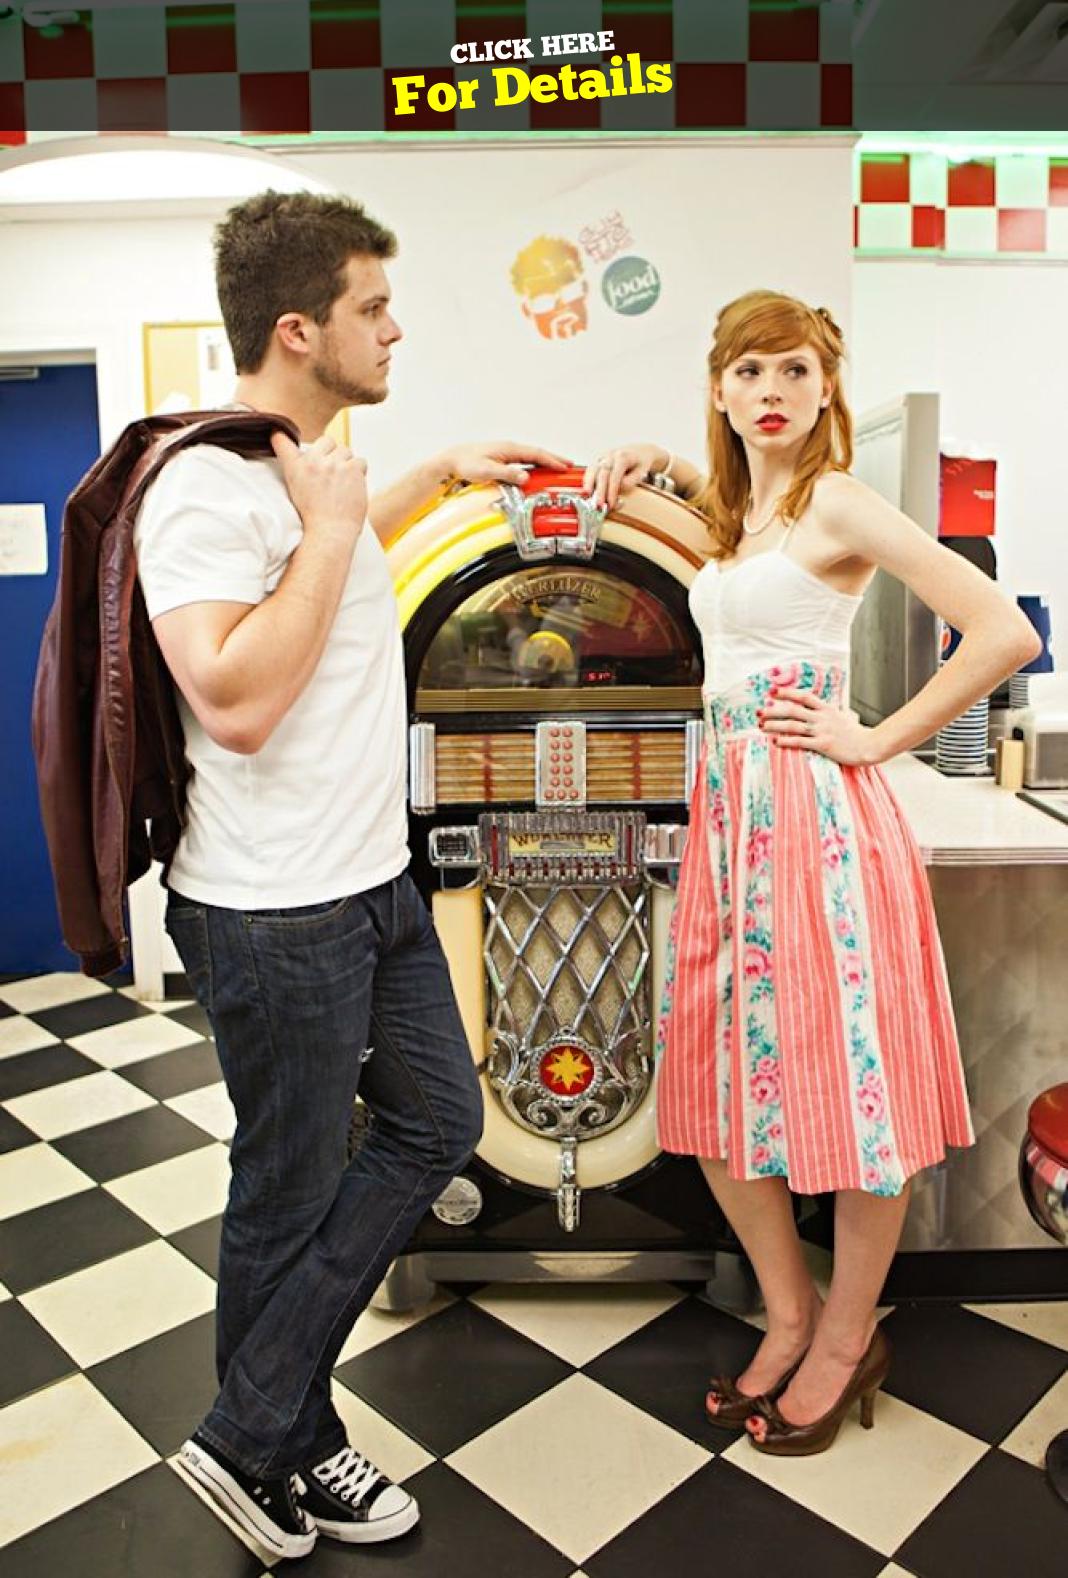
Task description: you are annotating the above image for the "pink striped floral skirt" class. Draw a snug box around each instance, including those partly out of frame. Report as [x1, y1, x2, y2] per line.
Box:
[655, 660, 975, 1196]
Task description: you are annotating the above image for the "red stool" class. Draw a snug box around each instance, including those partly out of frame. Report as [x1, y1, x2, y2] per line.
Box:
[1019, 1083, 1068, 1505]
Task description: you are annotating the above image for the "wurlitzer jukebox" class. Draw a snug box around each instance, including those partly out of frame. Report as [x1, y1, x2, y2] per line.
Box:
[375, 469, 751, 1306]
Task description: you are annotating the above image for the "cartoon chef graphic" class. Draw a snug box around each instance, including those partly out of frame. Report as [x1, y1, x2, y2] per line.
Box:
[511, 235, 589, 341]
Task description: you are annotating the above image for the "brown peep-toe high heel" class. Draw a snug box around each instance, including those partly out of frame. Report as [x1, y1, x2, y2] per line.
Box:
[705, 1353, 806, 1429]
[744, 1325, 892, 1456]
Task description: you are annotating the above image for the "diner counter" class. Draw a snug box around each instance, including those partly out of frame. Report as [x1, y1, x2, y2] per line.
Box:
[881, 753, 1068, 866]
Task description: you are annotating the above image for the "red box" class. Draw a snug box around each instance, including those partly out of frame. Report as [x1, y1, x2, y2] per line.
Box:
[939, 454, 996, 537]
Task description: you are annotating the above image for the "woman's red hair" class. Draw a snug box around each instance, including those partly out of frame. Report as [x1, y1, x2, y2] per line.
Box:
[694, 290, 852, 560]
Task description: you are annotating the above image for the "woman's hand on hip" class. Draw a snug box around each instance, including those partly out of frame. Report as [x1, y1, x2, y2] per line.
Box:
[758, 686, 882, 767]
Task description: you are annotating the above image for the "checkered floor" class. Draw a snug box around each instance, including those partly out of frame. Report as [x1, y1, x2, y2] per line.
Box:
[0, 971, 1065, 1576]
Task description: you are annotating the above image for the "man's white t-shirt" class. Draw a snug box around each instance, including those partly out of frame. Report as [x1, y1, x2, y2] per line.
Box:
[134, 444, 409, 909]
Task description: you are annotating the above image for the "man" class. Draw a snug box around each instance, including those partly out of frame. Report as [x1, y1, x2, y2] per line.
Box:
[135, 190, 568, 1560]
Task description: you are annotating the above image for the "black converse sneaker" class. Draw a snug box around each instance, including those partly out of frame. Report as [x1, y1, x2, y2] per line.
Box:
[178, 1433, 317, 1560]
[298, 1445, 420, 1542]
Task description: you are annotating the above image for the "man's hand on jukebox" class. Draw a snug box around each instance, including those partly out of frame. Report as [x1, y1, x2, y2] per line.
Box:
[367, 440, 572, 542]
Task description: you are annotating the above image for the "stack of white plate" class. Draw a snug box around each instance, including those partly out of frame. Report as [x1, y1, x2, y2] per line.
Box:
[935, 695, 991, 775]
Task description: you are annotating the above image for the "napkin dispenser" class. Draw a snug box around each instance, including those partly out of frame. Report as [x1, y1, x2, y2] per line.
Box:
[1019, 708, 1068, 789]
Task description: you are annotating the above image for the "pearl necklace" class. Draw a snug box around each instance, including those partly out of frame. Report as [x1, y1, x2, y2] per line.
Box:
[741, 499, 781, 536]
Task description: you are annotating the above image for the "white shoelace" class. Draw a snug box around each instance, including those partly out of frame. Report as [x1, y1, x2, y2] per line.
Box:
[314, 1446, 382, 1505]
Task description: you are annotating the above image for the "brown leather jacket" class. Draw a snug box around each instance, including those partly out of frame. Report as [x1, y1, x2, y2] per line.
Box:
[32, 409, 299, 976]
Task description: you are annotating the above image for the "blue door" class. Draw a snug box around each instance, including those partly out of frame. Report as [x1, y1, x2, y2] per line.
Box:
[0, 363, 101, 974]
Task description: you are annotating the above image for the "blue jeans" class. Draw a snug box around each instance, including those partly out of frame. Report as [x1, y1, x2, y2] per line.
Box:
[165, 871, 483, 1478]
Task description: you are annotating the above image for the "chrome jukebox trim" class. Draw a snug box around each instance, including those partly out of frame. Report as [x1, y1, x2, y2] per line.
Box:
[497, 480, 606, 562]
[409, 722, 437, 814]
[428, 825, 482, 869]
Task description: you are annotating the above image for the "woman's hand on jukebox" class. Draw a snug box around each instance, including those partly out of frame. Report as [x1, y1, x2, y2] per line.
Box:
[435, 441, 572, 489]
[758, 687, 881, 767]
[584, 444, 667, 510]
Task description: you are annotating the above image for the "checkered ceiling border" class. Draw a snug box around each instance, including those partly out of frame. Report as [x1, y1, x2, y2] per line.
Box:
[0, 1, 853, 142]
[855, 152, 1068, 260]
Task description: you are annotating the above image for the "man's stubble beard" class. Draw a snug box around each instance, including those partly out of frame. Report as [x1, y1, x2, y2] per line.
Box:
[311, 341, 388, 408]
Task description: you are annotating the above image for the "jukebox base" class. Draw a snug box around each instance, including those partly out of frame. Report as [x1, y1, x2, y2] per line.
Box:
[372, 1246, 759, 1316]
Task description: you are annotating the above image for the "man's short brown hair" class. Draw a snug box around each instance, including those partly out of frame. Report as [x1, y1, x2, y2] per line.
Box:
[214, 190, 397, 373]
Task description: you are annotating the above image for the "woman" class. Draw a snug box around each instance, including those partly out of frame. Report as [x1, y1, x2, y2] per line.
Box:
[585, 290, 1041, 1456]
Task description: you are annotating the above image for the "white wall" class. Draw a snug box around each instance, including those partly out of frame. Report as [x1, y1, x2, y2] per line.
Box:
[852, 257, 1068, 702]
[0, 137, 856, 476]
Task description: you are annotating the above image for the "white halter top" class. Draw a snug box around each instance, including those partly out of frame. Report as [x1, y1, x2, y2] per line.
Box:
[689, 518, 865, 697]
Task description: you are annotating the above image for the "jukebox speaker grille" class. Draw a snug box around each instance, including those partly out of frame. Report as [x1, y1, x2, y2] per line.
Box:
[434, 729, 687, 805]
[483, 879, 652, 1141]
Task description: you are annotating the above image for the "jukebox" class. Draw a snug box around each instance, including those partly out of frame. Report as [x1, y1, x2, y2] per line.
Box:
[373, 469, 751, 1307]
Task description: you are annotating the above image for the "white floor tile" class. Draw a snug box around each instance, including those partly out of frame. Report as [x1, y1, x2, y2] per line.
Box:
[966, 1299, 1068, 1352]
[722, 1392, 986, 1556]
[447, 1374, 710, 1565]
[470, 1283, 684, 1367]
[0, 1015, 60, 1060]
[335, 1288, 456, 1365]
[4, 1069, 155, 1140]
[1000, 1370, 1068, 1471]
[105, 1143, 230, 1234]
[876, 1566, 917, 1578]
[330, 1379, 435, 1483]
[165, 1082, 235, 1141]
[0, 1374, 158, 1545]
[0, 1143, 94, 1222]
[21, 1240, 216, 1368]
[0, 1280, 10, 1302]
[0, 973, 111, 1015]
[67, 1014, 205, 1069]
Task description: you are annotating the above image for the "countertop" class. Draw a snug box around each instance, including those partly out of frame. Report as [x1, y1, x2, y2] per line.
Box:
[882, 754, 1068, 866]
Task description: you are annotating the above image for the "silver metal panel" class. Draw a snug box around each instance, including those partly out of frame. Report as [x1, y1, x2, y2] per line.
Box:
[409, 721, 436, 814]
[850, 393, 941, 739]
[901, 863, 1068, 1251]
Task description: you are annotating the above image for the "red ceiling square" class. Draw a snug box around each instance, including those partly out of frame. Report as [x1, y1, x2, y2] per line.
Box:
[385, 67, 456, 132]
[997, 208, 1047, 252]
[860, 155, 910, 204]
[22, 14, 93, 79]
[0, 84, 26, 140]
[239, 72, 311, 135]
[912, 205, 946, 249]
[166, 5, 238, 75]
[97, 78, 168, 133]
[820, 63, 852, 126]
[674, 63, 746, 128]
[1049, 160, 1068, 206]
[601, 9, 673, 60]
[947, 160, 996, 207]
[528, 77, 603, 132]
[749, 6, 820, 63]
[310, 15, 381, 70]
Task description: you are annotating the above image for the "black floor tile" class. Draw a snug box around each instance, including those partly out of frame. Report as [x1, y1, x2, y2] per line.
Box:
[163, 1001, 213, 1039]
[168, 1214, 223, 1279]
[30, 991, 149, 1041]
[585, 1294, 762, 1446]
[0, 1300, 77, 1407]
[335, 1299, 573, 1458]
[0, 1462, 262, 1578]
[88, 1312, 218, 1456]
[120, 1041, 221, 1100]
[0, 1044, 98, 1102]
[0, 1106, 37, 1154]
[52, 1104, 214, 1183]
[586, 1456, 885, 1578]
[897, 1448, 1068, 1578]
[0, 1187, 156, 1295]
[0, 997, 14, 1016]
[295, 1460, 573, 1576]
[880, 1301, 1068, 1443]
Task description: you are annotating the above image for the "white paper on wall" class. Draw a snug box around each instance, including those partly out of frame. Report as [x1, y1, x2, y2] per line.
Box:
[0, 504, 48, 576]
